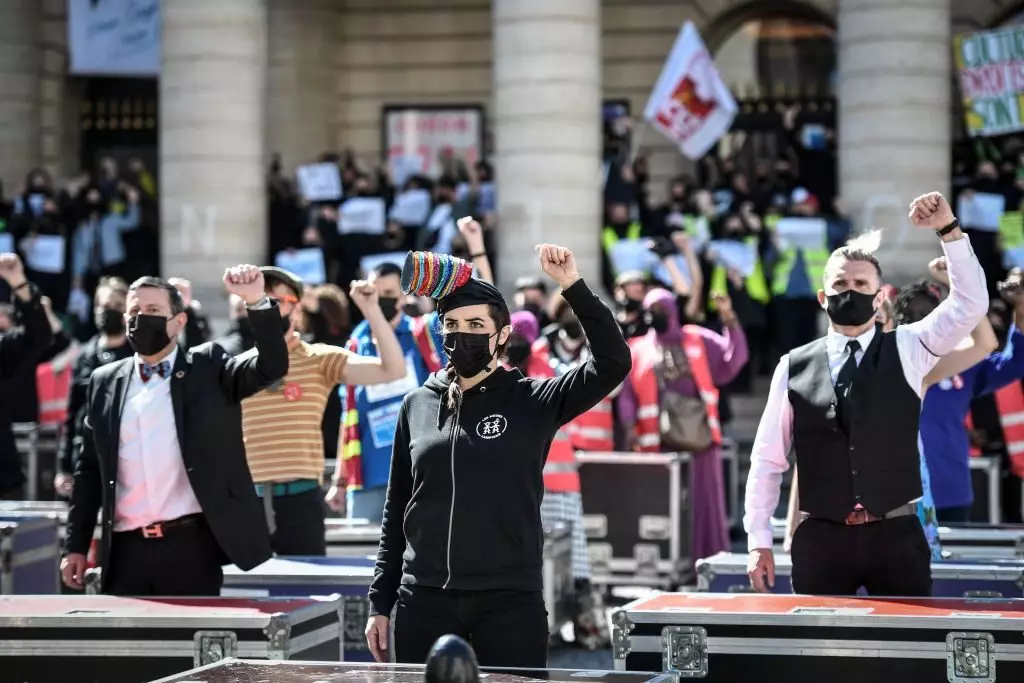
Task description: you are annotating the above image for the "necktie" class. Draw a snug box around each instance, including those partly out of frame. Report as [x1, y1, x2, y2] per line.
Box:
[139, 360, 170, 383]
[834, 339, 861, 432]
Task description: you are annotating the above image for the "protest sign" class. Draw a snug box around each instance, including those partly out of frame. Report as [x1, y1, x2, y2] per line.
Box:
[955, 27, 1024, 137]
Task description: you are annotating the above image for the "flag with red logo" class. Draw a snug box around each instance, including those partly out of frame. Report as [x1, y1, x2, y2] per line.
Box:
[643, 22, 738, 160]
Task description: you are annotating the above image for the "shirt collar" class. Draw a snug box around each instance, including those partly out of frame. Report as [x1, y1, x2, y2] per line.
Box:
[134, 346, 178, 380]
[825, 325, 875, 356]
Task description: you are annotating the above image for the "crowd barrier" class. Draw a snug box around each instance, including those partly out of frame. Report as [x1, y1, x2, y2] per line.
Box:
[12, 423, 61, 501]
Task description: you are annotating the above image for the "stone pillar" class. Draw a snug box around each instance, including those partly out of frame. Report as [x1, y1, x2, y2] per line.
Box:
[492, 0, 602, 295]
[0, 0, 41, 193]
[160, 0, 267, 317]
[839, 0, 951, 284]
[266, 0, 338, 171]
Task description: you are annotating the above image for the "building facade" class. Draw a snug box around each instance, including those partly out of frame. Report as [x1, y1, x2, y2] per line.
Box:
[0, 0, 1014, 310]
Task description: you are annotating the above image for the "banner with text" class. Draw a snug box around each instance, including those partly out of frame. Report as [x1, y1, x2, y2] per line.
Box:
[643, 22, 737, 160]
[69, 0, 160, 76]
[383, 107, 484, 186]
[955, 27, 1024, 137]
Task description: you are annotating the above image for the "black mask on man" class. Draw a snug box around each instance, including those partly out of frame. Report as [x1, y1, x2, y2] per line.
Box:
[378, 297, 399, 321]
[618, 297, 643, 315]
[127, 314, 172, 356]
[825, 290, 878, 327]
[507, 339, 531, 366]
[444, 331, 496, 378]
[96, 308, 125, 335]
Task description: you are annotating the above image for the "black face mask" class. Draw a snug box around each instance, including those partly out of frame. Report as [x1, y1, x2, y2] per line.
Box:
[618, 297, 643, 314]
[826, 290, 878, 327]
[95, 308, 125, 335]
[561, 320, 583, 340]
[507, 340, 531, 365]
[444, 331, 496, 378]
[649, 310, 670, 334]
[127, 314, 172, 356]
[379, 297, 399, 321]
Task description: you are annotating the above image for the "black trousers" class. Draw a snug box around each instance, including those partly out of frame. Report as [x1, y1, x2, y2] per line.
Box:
[106, 515, 223, 596]
[790, 516, 932, 596]
[268, 488, 327, 556]
[393, 585, 548, 667]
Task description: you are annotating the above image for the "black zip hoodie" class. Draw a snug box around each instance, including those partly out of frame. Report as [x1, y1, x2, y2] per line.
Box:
[368, 279, 631, 616]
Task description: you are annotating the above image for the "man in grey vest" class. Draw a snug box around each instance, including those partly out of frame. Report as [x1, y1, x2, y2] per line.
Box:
[743, 191, 987, 596]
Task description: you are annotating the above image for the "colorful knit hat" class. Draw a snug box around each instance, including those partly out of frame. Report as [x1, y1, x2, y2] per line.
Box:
[401, 251, 507, 315]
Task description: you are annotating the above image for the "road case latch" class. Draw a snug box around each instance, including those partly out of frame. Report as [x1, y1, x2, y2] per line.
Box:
[193, 631, 238, 667]
[610, 609, 634, 660]
[263, 614, 293, 658]
[946, 632, 995, 683]
[635, 544, 661, 578]
[588, 542, 612, 575]
[342, 595, 370, 651]
[662, 625, 708, 679]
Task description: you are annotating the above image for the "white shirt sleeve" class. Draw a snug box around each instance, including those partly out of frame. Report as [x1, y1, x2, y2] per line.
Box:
[896, 235, 989, 397]
[742, 354, 793, 551]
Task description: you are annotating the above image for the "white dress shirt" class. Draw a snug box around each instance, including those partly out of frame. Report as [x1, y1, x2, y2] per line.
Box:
[114, 347, 203, 531]
[743, 236, 988, 551]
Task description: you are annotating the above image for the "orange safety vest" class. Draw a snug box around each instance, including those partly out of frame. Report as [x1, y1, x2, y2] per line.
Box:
[526, 339, 615, 452]
[542, 428, 580, 493]
[966, 383, 1024, 477]
[36, 361, 71, 426]
[628, 326, 722, 452]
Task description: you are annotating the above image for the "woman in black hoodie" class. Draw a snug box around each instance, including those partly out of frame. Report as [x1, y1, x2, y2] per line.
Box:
[366, 245, 631, 667]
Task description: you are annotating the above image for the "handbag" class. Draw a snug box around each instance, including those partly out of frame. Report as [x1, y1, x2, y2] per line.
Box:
[654, 345, 713, 452]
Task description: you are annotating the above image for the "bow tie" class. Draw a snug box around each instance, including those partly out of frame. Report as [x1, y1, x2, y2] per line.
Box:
[139, 360, 170, 382]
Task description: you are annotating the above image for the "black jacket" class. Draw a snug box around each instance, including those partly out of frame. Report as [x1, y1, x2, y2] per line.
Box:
[58, 335, 133, 475]
[368, 279, 631, 617]
[0, 284, 54, 492]
[65, 305, 289, 591]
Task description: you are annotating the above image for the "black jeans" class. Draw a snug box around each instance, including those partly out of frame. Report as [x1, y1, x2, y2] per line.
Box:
[936, 505, 972, 525]
[790, 515, 932, 596]
[106, 515, 223, 596]
[393, 585, 548, 667]
[267, 488, 327, 556]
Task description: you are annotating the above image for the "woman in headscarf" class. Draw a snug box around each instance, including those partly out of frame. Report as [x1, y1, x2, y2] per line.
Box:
[366, 245, 630, 667]
[504, 310, 539, 374]
[618, 288, 749, 561]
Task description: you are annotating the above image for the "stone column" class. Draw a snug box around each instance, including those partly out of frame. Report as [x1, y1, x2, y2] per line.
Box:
[266, 0, 338, 171]
[838, 0, 951, 283]
[492, 0, 602, 295]
[160, 0, 267, 317]
[0, 0, 41, 193]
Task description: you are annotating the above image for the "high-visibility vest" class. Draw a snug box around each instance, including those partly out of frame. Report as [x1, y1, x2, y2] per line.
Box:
[709, 236, 770, 305]
[966, 382, 1024, 478]
[770, 214, 828, 296]
[36, 361, 72, 426]
[999, 211, 1024, 251]
[542, 428, 580, 493]
[628, 326, 722, 452]
[601, 222, 643, 274]
[527, 339, 615, 452]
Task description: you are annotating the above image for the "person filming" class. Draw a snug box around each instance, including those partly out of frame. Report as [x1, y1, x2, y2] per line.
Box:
[365, 245, 631, 667]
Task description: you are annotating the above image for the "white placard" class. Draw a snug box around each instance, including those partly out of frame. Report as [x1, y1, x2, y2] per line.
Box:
[359, 251, 407, 277]
[391, 155, 424, 188]
[338, 197, 387, 235]
[775, 217, 827, 251]
[707, 239, 757, 277]
[274, 248, 326, 285]
[389, 189, 433, 226]
[0, 234, 13, 254]
[22, 235, 67, 274]
[296, 163, 342, 202]
[608, 239, 660, 276]
[957, 191, 1005, 232]
[652, 255, 692, 288]
[68, 0, 160, 76]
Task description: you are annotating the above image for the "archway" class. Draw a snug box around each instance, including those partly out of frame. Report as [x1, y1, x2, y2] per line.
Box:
[707, 3, 837, 180]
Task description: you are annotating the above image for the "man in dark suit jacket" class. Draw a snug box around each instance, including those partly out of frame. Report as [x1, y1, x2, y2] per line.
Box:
[61, 265, 289, 596]
[0, 253, 55, 497]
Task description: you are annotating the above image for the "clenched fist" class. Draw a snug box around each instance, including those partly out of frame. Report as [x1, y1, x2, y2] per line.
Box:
[349, 280, 379, 315]
[0, 253, 26, 286]
[536, 243, 580, 290]
[908, 192, 956, 230]
[223, 265, 265, 305]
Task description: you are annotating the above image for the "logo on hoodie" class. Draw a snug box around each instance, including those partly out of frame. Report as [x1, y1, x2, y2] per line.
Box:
[476, 414, 508, 440]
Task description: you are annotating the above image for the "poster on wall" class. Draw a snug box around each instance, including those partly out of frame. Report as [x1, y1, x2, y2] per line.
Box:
[955, 26, 1024, 137]
[382, 106, 485, 187]
[69, 0, 161, 76]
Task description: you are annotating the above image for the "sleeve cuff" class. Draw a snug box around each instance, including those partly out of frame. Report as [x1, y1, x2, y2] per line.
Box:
[940, 233, 973, 260]
[747, 530, 773, 552]
[559, 278, 591, 303]
[246, 296, 274, 310]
